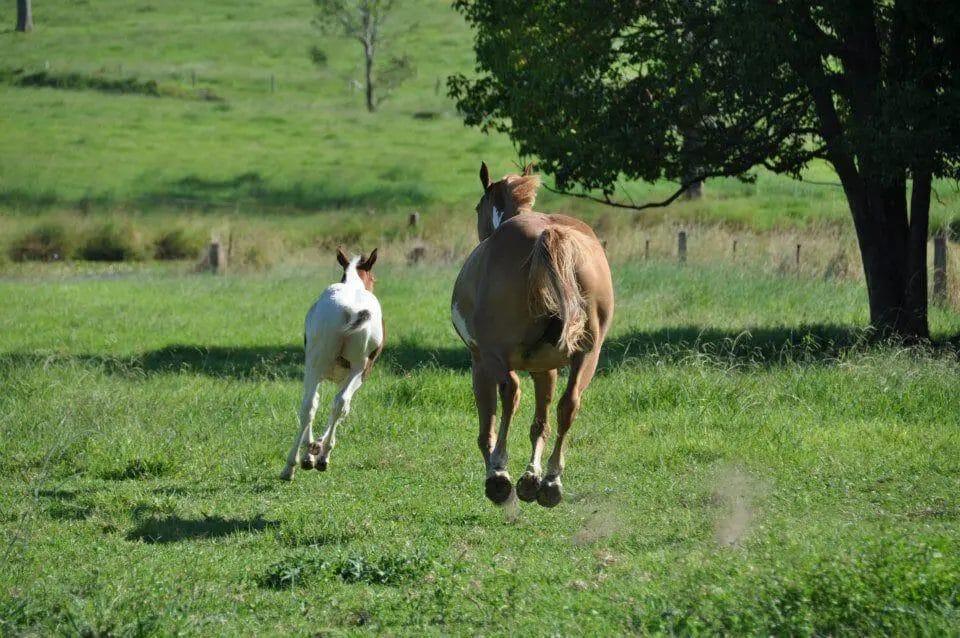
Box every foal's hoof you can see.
[485,472,514,504]
[516,472,542,502]
[300,456,316,470]
[537,477,563,508]
[279,467,294,482]
[316,459,328,472]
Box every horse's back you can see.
[452,212,613,373]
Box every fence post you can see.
[644,239,650,261]
[209,241,225,275]
[408,211,420,227]
[732,239,737,260]
[934,231,947,305]
[678,230,687,264]
[796,243,801,269]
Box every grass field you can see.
[3,1,960,635]
[2,259,960,635]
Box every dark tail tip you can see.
[348,309,371,330]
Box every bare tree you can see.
[313,0,413,112]
[16,0,33,32]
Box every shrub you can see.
[8,222,74,261]
[79,220,145,261]
[154,227,204,260]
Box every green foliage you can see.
[450,0,960,194]
[152,227,204,260]
[260,548,431,589]
[8,221,74,261]
[80,220,145,261]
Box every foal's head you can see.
[475,162,541,241]
[337,247,378,291]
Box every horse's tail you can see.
[527,227,591,354]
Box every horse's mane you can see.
[503,173,542,213]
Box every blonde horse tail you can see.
[527,227,589,354]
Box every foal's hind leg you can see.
[538,348,601,507]
[313,365,364,471]
[517,369,556,502]
[281,369,321,481]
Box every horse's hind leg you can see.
[486,369,521,504]
[539,348,601,507]
[281,368,321,481]
[517,369,556,502]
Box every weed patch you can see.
[259,549,433,589]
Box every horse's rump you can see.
[526,226,596,354]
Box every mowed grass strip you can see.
[1,261,959,635]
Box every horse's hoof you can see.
[301,456,316,470]
[279,468,294,482]
[485,472,514,504]
[316,459,328,472]
[516,472,541,502]
[537,477,563,508]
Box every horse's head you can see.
[337,247,378,291]
[475,161,541,241]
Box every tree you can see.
[450,0,960,340]
[313,0,414,112]
[16,0,33,32]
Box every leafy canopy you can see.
[450,1,960,202]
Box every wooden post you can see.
[678,230,687,264]
[732,239,737,260]
[644,239,650,261]
[933,231,947,305]
[796,243,801,269]
[408,211,420,227]
[209,241,225,275]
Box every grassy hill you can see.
[2,0,956,236]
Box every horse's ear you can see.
[336,247,350,269]
[479,161,491,191]
[361,248,378,271]
[523,163,535,176]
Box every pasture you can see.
[3,0,960,635]
[2,260,960,635]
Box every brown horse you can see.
[451,162,614,507]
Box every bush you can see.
[154,227,204,260]
[79,221,145,261]
[8,222,74,261]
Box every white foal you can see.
[280,248,384,481]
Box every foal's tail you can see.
[527,227,591,354]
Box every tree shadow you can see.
[2,324,956,381]
[140,171,432,212]
[126,514,276,544]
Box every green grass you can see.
[2,261,960,635]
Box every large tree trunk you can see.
[16,0,33,32]
[846,176,930,341]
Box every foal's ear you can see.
[522,163,535,176]
[479,161,491,191]
[360,248,378,271]
[336,247,350,269]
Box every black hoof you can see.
[301,457,315,470]
[516,473,541,502]
[485,473,514,504]
[316,459,328,472]
[537,477,563,508]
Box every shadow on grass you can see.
[0,171,432,214]
[2,324,955,380]
[142,172,433,212]
[126,514,276,544]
